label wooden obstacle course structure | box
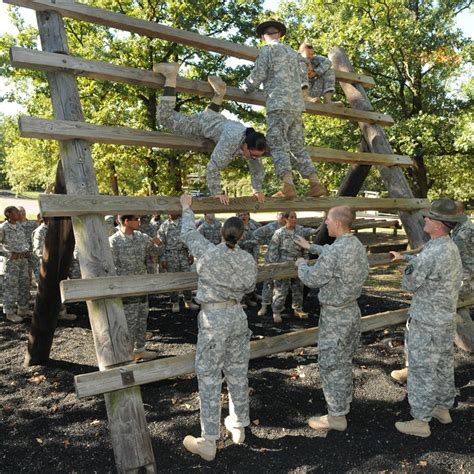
[7,0,433,471]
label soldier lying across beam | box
[153,62,267,205]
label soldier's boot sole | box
[308,415,347,431]
[5,313,23,323]
[207,76,227,100]
[183,436,216,461]
[306,182,329,198]
[153,62,180,87]
[395,419,431,437]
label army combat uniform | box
[267,225,316,313]
[109,229,163,353]
[238,219,261,261]
[180,208,257,440]
[305,55,335,99]
[158,217,193,304]
[139,216,159,274]
[254,220,284,305]
[452,215,474,351]
[20,219,39,286]
[197,219,222,245]
[0,221,31,317]
[401,237,462,422]
[158,98,265,196]
[32,222,48,281]
[298,234,369,416]
[244,39,316,179]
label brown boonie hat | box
[256,19,287,37]
[421,198,464,223]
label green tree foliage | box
[276,0,473,199]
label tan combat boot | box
[133,350,157,362]
[257,304,268,316]
[185,300,200,311]
[207,76,227,105]
[323,91,343,107]
[5,312,23,323]
[152,62,180,87]
[171,302,180,313]
[183,436,216,461]
[308,414,347,431]
[390,367,408,383]
[395,419,431,437]
[431,407,452,424]
[306,174,329,197]
[272,172,297,198]
[224,416,245,444]
[17,307,33,318]
[294,308,308,319]
[273,312,283,323]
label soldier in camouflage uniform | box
[139,215,159,274]
[452,201,474,352]
[158,214,199,313]
[197,214,222,245]
[295,205,369,432]
[110,215,163,361]
[243,19,328,199]
[267,211,317,323]
[253,212,286,316]
[153,62,266,206]
[18,207,39,288]
[179,194,257,462]
[104,215,117,237]
[0,206,31,323]
[390,199,463,437]
[298,41,342,106]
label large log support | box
[35,10,155,472]
[24,162,75,366]
[329,47,427,249]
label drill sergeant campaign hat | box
[256,19,287,37]
[421,198,464,223]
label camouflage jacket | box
[402,236,462,324]
[0,221,30,255]
[109,229,162,276]
[32,223,48,258]
[267,225,316,263]
[238,220,261,260]
[306,55,332,76]
[20,220,39,248]
[158,217,190,259]
[253,220,284,262]
[197,219,222,245]
[180,208,257,303]
[451,216,473,294]
[244,39,308,113]
[300,234,369,306]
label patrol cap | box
[421,198,464,223]
[256,19,287,37]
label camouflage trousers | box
[146,255,158,274]
[195,307,252,440]
[163,251,193,303]
[406,317,455,422]
[3,257,30,314]
[158,99,214,138]
[318,303,361,416]
[29,254,40,284]
[123,295,149,352]
[261,279,274,305]
[309,69,336,98]
[272,278,303,313]
[266,110,316,179]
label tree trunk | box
[24,162,75,366]
[109,162,120,195]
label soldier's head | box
[298,41,315,59]
[237,211,250,224]
[422,198,464,237]
[241,128,266,160]
[326,205,355,237]
[4,206,20,223]
[221,217,245,250]
[140,215,151,224]
[169,213,180,221]
[256,19,286,43]
[284,211,297,230]
[204,213,215,222]
[276,212,286,226]
[17,206,27,222]
[118,215,140,231]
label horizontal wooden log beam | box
[19,116,407,167]
[74,294,474,398]
[6,2,375,88]
[10,48,390,125]
[38,193,429,217]
[296,217,400,230]
[60,250,419,303]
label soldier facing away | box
[390,199,463,438]
[153,62,267,206]
[179,194,257,462]
[243,19,328,199]
[295,205,369,431]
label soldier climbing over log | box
[153,62,267,205]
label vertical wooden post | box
[329,47,427,249]
[35,10,156,472]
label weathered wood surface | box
[329,47,427,249]
[60,250,419,303]
[6,2,375,88]
[33,9,155,472]
[75,294,474,398]
[19,116,408,167]
[11,48,390,125]
[296,217,400,230]
[39,193,429,217]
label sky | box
[0,1,472,116]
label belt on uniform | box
[10,251,30,259]
[200,300,240,311]
[321,300,357,310]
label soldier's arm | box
[401,252,433,292]
[0,226,10,257]
[206,140,234,196]
[298,246,336,288]
[108,237,120,272]
[246,157,265,195]
[243,47,269,93]
[181,208,214,259]
[302,226,318,238]
[266,233,281,263]
[32,232,43,258]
